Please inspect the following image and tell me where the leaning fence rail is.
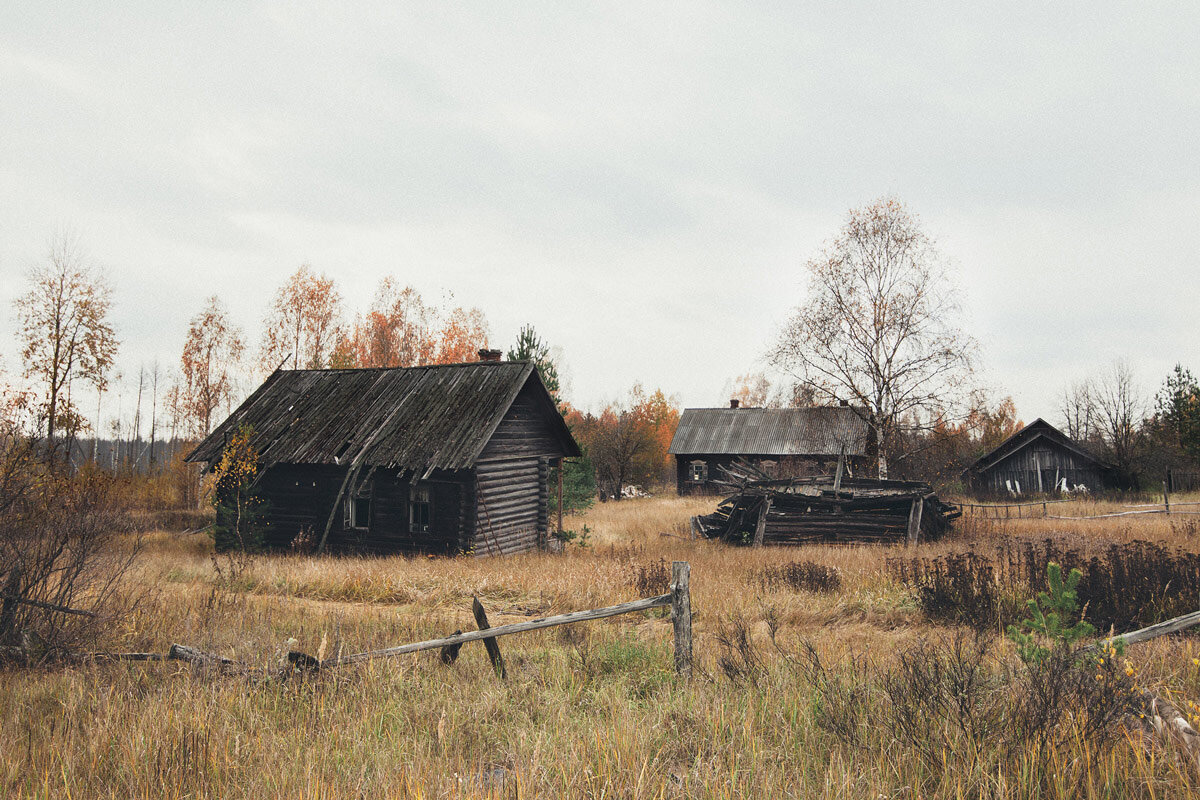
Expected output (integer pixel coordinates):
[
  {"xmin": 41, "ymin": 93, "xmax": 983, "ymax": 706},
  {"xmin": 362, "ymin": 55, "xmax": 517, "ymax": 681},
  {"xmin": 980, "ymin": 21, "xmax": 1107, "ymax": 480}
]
[{"xmin": 80, "ymin": 561, "xmax": 695, "ymax": 678}]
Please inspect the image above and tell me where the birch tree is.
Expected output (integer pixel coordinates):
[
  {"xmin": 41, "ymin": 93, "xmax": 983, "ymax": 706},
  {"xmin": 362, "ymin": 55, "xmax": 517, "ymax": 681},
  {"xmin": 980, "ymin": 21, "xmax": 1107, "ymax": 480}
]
[
  {"xmin": 770, "ymin": 198, "xmax": 977, "ymax": 478},
  {"xmin": 181, "ymin": 296, "xmax": 245, "ymax": 437},
  {"xmin": 259, "ymin": 265, "xmax": 343, "ymax": 370},
  {"xmin": 14, "ymin": 234, "xmax": 118, "ymax": 458}
]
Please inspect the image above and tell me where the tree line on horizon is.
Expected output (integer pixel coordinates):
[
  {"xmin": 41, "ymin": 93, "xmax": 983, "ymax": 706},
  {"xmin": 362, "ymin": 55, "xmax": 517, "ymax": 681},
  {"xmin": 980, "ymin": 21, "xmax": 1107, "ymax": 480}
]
[{"xmin": 7, "ymin": 198, "xmax": 1200, "ymax": 505}]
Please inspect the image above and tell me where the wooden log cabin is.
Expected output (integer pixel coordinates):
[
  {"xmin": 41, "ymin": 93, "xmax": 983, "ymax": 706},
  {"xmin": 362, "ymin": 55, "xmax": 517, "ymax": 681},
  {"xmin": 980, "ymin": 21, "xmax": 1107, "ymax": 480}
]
[
  {"xmin": 668, "ymin": 402, "xmax": 870, "ymax": 496},
  {"xmin": 186, "ymin": 352, "xmax": 580, "ymax": 556},
  {"xmin": 962, "ymin": 418, "xmax": 1114, "ymax": 495}
]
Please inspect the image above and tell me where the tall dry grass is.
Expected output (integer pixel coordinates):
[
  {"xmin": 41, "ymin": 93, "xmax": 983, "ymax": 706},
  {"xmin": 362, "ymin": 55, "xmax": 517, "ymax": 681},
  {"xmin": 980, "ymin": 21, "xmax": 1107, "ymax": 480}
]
[{"xmin": 2, "ymin": 492, "xmax": 1200, "ymax": 797}]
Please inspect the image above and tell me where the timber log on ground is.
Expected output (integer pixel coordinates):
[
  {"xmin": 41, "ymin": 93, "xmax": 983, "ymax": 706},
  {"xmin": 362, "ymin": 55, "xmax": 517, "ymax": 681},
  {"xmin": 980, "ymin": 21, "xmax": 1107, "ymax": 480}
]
[{"xmin": 693, "ymin": 461, "xmax": 960, "ymax": 545}]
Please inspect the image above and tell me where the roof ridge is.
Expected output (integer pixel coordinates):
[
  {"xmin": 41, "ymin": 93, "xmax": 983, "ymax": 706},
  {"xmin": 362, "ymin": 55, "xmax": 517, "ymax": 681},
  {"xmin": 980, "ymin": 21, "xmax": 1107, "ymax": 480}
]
[{"xmin": 281, "ymin": 360, "xmax": 529, "ymax": 374}]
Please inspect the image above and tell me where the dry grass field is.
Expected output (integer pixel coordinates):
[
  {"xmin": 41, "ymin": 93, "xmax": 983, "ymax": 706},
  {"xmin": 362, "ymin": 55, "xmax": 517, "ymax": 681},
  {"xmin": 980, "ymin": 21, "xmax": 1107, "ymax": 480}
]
[{"xmin": 4, "ymin": 492, "xmax": 1200, "ymax": 798}]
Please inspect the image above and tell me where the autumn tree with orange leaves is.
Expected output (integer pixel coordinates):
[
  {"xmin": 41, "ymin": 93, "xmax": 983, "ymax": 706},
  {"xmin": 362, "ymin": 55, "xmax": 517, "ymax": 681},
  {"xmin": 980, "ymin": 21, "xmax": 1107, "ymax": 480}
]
[
  {"xmin": 180, "ymin": 296, "xmax": 245, "ymax": 437},
  {"xmin": 571, "ymin": 385, "xmax": 680, "ymax": 500},
  {"xmin": 260, "ymin": 265, "xmax": 344, "ymax": 371},
  {"xmin": 335, "ymin": 277, "xmax": 490, "ymax": 368}
]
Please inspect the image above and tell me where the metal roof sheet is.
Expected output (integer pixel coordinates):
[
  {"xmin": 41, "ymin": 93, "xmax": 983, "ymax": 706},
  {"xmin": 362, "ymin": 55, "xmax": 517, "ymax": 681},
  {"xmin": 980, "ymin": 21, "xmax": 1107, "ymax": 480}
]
[
  {"xmin": 667, "ymin": 407, "xmax": 869, "ymax": 456},
  {"xmin": 187, "ymin": 361, "xmax": 577, "ymax": 471}
]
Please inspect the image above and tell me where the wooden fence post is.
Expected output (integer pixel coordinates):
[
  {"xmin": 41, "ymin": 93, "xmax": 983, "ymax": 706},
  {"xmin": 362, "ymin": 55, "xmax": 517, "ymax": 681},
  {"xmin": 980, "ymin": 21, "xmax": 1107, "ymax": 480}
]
[
  {"xmin": 1164, "ymin": 481, "xmax": 1171, "ymax": 516},
  {"xmin": 472, "ymin": 597, "xmax": 506, "ymax": 679},
  {"xmin": 671, "ymin": 561, "xmax": 692, "ymax": 677},
  {"xmin": 0, "ymin": 564, "xmax": 22, "ymax": 643}
]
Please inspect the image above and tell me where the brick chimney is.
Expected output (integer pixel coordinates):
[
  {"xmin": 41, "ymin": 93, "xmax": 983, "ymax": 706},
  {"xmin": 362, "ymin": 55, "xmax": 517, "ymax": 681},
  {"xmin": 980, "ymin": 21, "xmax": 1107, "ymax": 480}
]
[
  {"xmin": 839, "ymin": 399, "xmax": 849, "ymax": 406},
  {"xmin": 730, "ymin": 399, "xmax": 740, "ymax": 409},
  {"xmin": 477, "ymin": 348, "xmax": 502, "ymax": 363}
]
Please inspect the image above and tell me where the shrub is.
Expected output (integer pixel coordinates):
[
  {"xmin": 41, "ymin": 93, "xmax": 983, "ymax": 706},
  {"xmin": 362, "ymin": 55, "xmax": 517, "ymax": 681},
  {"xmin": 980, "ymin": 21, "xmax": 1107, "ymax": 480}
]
[
  {"xmin": 627, "ymin": 557, "xmax": 670, "ymax": 597},
  {"xmin": 756, "ymin": 561, "xmax": 842, "ymax": 594},
  {"xmin": 209, "ymin": 425, "xmax": 267, "ymax": 553},
  {"xmin": 890, "ymin": 538, "xmax": 1200, "ymax": 632},
  {"xmin": 0, "ymin": 434, "xmax": 140, "ymax": 663}
]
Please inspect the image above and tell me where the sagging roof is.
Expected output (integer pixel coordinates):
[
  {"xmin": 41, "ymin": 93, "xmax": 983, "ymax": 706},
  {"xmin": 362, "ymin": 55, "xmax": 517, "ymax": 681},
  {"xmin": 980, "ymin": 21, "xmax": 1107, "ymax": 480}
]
[
  {"xmin": 964, "ymin": 418, "xmax": 1108, "ymax": 474},
  {"xmin": 186, "ymin": 361, "xmax": 579, "ymax": 472},
  {"xmin": 668, "ymin": 406, "xmax": 870, "ymax": 457}
]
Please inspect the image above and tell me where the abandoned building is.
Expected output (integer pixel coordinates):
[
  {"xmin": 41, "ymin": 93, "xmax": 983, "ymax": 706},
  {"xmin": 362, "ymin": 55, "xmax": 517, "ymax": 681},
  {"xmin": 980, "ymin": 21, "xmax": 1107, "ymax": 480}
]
[
  {"xmin": 186, "ymin": 352, "xmax": 580, "ymax": 556},
  {"xmin": 667, "ymin": 402, "xmax": 870, "ymax": 495},
  {"xmin": 962, "ymin": 418, "xmax": 1113, "ymax": 495}
]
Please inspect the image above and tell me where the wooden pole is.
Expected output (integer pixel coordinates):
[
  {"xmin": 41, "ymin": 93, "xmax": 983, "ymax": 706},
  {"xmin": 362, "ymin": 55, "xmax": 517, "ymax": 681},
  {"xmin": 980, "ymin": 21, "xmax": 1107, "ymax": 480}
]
[
  {"xmin": 1164, "ymin": 480, "xmax": 1171, "ymax": 515},
  {"xmin": 557, "ymin": 459, "xmax": 564, "ymax": 537},
  {"xmin": 472, "ymin": 597, "xmax": 507, "ymax": 679},
  {"xmin": 1089, "ymin": 609, "xmax": 1200, "ymax": 653},
  {"xmin": 671, "ymin": 561, "xmax": 692, "ymax": 677}
]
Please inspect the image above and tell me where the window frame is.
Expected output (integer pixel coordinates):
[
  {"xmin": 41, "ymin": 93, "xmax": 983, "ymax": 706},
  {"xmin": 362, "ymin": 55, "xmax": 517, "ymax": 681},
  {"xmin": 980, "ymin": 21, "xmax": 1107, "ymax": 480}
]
[
  {"xmin": 409, "ymin": 484, "xmax": 432, "ymax": 533},
  {"xmin": 346, "ymin": 490, "xmax": 371, "ymax": 530},
  {"xmin": 689, "ymin": 462, "xmax": 708, "ymax": 482}
]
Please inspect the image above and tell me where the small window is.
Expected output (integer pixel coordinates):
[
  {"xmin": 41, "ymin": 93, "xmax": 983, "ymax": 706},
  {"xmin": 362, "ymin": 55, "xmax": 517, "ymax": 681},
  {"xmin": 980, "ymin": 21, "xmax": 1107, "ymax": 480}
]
[
  {"xmin": 689, "ymin": 462, "xmax": 707, "ymax": 482},
  {"xmin": 347, "ymin": 493, "xmax": 371, "ymax": 529},
  {"xmin": 409, "ymin": 485, "xmax": 432, "ymax": 532}
]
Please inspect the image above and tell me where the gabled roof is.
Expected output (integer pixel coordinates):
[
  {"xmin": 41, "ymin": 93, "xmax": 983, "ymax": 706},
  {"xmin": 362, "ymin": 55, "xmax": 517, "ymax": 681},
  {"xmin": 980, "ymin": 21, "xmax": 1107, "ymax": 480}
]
[
  {"xmin": 186, "ymin": 361, "xmax": 579, "ymax": 472},
  {"xmin": 965, "ymin": 418, "xmax": 1108, "ymax": 474},
  {"xmin": 667, "ymin": 406, "xmax": 869, "ymax": 457}
]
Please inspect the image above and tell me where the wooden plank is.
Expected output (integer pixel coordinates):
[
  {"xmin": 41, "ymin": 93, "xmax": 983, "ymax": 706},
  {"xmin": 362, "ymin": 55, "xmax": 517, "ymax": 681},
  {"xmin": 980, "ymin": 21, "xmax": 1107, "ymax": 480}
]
[
  {"xmin": 671, "ymin": 561, "xmax": 692, "ymax": 677},
  {"xmin": 325, "ymin": 593, "xmax": 673, "ymax": 667},
  {"xmin": 752, "ymin": 497, "xmax": 772, "ymax": 547},
  {"xmin": 472, "ymin": 597, "xmax": 507, "ymax": 679}
]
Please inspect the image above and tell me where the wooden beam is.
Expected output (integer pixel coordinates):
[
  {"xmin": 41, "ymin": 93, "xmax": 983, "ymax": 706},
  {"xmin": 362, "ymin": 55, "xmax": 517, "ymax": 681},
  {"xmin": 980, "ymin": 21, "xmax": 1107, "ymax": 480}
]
[
  {"xmin": 906, "ymin": 497, "xmax": 924, "ymax": 545},
  {"xmin": 0, "ymin": 595, "xmax": 98, "ymax": 618},
  {"xmin": 472, "ymin": 597, "xmax": 506, "ymax": 679},
  {"xmin": 557, "ymin": 459, "xmax": 564, "ymax": 538},
  {"xmin": 671, "ymin": 561, "xmax": 692, "ymax": 677},
  {"xmin": 752, "ymin": 497, "xmax": 772, "ymax": 548}
]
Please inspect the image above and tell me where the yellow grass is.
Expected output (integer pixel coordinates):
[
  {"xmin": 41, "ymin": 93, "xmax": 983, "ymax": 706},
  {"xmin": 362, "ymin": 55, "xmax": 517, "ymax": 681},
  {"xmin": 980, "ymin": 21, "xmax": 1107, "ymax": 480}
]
[{"xmin": 3, "ymin": 493, "xmax": 1200, "ymax": 798}]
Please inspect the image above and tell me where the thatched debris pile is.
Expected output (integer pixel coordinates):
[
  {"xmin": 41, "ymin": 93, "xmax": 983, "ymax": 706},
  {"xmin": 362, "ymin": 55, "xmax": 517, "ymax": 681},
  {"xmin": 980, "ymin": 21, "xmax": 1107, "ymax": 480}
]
[{"xmin": 693, "ymin": 461, "xmax": 960, "ymax": 546}]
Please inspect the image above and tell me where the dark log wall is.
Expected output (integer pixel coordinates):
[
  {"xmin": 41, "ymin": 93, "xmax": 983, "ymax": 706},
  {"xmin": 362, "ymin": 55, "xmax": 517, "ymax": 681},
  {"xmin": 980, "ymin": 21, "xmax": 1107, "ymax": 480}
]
[
  {"xmin": 477, "ymin": 382, "xmax": 565, "ymax": 461},
  {"xmin": 258, "ymin": 464, "xmax": 345, "ymax": 549},
  {"xmin": 675, "ymin": 454, "xmax": 869, "ymax": 496},
  {"xmin": 257, "ymin": 464, "xmax": 471, "ymax": 554},
  {"xmin": 472, "ymin": 384, "xmax": 571, "ymax": 555},
  {"xmin": 973, "ymin": 442, "xmax": 1108, "ymax": 494},
  {"xmin": 474, "ymin": 458, "xmax": 541, "ymax": 555}
]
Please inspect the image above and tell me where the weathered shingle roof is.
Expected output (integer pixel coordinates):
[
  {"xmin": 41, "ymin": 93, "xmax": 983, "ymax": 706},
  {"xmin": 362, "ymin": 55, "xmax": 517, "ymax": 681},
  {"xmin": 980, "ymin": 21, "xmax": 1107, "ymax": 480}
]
[
  {"xmin": 668, "ymin": 407, "xmax": 869, "ymax": 456},
  {"xmin": 187, "ymin": 361, "xmax": 577, "ymax": 472}
]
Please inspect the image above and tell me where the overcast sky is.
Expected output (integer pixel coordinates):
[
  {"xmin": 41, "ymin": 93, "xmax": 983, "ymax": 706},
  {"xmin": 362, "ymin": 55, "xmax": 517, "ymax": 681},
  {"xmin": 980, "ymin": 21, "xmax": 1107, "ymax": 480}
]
[{"xmin": 2, "ymin": 3, "xmax": 1197, "ymax": 424}]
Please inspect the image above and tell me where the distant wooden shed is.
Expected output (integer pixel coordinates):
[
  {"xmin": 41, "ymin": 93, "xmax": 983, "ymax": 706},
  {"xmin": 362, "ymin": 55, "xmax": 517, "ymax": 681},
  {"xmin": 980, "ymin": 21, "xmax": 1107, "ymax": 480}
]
[
  {"xmin": 186, "ymin": 356, "xmax": 579, "ymax": 556},
  {"xmin": 667, "ymin": 403, "xmax": 870, "ymax": 495},
  {"xmin": 963, "ymin": 418, "xmax": 1113, "ymax": 495}
]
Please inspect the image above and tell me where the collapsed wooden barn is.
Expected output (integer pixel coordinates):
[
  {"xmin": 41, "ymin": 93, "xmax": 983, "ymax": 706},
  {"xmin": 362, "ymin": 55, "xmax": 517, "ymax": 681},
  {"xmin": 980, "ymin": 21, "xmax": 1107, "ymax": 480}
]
[
  {"xmin": 186, "ymin": 354, "xmax": 580, "ymax": 556},
  {"xmin": 694, "ymin": 461, "xmax": 960, "ymax": 545},
  {"xmin": 668, "ymin": 402, "xmax": 870, "ymax": 496}
]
